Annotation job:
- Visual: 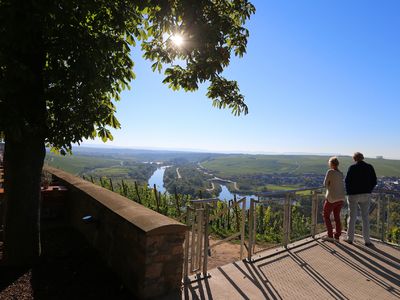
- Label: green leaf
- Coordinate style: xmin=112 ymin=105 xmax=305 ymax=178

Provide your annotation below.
xmin=126 ymin=34 xmax=136 ymax=46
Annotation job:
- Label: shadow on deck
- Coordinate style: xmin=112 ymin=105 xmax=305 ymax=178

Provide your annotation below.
xmin=183 ymin=237 xmax=400 ymax=300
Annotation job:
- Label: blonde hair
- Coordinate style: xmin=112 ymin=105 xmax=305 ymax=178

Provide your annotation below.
xmin=353 ymin=152 xmax=364 ymax=162
xmin=328 ymin=156 xmax=339 ymax=168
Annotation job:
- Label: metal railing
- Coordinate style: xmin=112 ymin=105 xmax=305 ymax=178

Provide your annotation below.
xmin=182 ymin=187 xmax=400 ymax=282
xmin=247 ymin=187 xmax=325 ymax=260
xmin=182 ymin=197 xmax=247 ymax=283
xmin=361 ymin=189 xmax=400 ymax=245
xmin=248 ymin=188 xmax=400 ymax=258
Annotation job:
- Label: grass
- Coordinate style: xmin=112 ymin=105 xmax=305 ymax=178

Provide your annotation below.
xmin=87 ymin=166 xmax=132 ymax=177
xmin=202 ymin=154 xmax=400 ymax=177
xmin=265 ymin=184 xmax=302 ymax=191
xmin=45 ymin=153 xmax=120 ymax=175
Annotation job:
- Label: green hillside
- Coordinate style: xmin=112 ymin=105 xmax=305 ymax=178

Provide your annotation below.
xmin=201 ymin=155 xmax=400 ymax=177
xmin=45 ymin=150 xmax=400 ymax=179
xmin=45 ymin=153 xmax=121 ymax=175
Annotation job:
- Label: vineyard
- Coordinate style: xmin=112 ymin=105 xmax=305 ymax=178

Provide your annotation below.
xmin=76 ymin=174 xmax=400 ymax=246
xmin=80 ymin=175 xmax=324 ymax=246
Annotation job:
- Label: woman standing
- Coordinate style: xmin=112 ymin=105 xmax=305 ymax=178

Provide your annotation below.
xmin=322 ymin=157 xmax=345 ymax=242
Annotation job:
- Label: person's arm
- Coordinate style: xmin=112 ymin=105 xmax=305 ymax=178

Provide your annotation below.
xmin=370 ymin=165 xmax=377 ymax=191
xmin=323 ymin=170 xmax=330 ymax=188
xmin=345 ymin=166 xmax=353 ymax=194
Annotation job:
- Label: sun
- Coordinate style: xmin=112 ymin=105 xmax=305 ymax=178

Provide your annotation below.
xmin=170 ymin=34 xmax=184 ymax=47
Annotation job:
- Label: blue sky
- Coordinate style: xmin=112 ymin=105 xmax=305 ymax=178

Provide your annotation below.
xmin=83 ymin=1 xmax=400 ymax=159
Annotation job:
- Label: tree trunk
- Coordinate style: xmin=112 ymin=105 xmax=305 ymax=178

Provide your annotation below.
xmin=2 ymin=134 xmax=45 ymax=266
xmin=0 ymin=0 xmax=47 ymax=266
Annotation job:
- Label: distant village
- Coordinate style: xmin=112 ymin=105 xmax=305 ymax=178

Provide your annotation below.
xmin=266 ymin=172 xmax=400 ymax=193
xmin=378 ymin=176 xmax=400 ymax=192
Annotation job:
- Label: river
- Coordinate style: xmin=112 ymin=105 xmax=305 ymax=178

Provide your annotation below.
xmin=148 ymin=166 xmax=168 ymax=193
xmin=218 ymin=184 xmax=258 ymax=208
xmin=147 ymin=167 xmax=257 ymax=205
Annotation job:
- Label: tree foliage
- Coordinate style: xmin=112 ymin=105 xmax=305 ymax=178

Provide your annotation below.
xmin=0 ymin=0 xmax=255 ymax=265
xmin=0 ymin=0 xmax=255 ymax=152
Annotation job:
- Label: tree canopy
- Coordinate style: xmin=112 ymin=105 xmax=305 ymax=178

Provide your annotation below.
xmin=0 ymin=0 xmax=255 ymax=152
xmin=0 ymin=0 xmax=255 ymax=266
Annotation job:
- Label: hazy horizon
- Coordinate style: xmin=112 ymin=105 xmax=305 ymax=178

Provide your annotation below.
xmin=73 ymin=143 xmax=398 ymax=161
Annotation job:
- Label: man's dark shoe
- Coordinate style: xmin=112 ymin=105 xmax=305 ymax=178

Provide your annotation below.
xmin=365 ymin=242 xmax=374 ymax=247
xmin=343 ymin=239 xmax=353 ymax=244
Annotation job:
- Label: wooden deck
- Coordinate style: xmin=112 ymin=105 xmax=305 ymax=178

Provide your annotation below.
xmin=183 ymin=237 xmax=400 ymax=299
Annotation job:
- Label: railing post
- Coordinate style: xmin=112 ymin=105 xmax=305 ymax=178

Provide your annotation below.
xmin=183 ymin=229 xmax=190 ymax=282
xmin=253 ymin=199 xmax=257 ymax=255
xmin=202 ymin=204 xmax=210 ymax=276
xmin=288 ymin=194 xmax=292 ymax=243
xmin=386 ymin=194 xmax=391 ymax=242
xmin=377 ymin=193 xmax=383 ymax=242
xmin=196 ymin=207 xmax=204 ymax=271
xmin=240 ymin=198 xmax=246 ymax=260
xmin=247 ymin=199 xmax=254 ymax=261
xmin=283 ymin=193 xmax=291 ymax=248
xmin=190 ymin=205 xmax=197 ymax=272
xmin=185 ymin=206 xmax=196 ymax=279
xmin=183 ymin=206 xmax=192 ymax=282
xmin=311 ymin=191 xmax=318 ymax=238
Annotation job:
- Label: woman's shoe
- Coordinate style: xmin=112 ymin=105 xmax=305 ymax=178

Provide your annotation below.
xmin=322 ymin=236 xmax=335 ymax=242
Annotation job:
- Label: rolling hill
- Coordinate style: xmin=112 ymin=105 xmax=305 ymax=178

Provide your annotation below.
xmin=201 ymin=154 xmax=400 ymax=177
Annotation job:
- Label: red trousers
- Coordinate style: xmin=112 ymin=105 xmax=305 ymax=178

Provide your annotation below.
xmin=323 ymin=200 xmax=344 ymax=239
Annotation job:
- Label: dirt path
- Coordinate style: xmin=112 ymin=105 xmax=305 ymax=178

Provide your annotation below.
xmin=206 ymin=181 xmax=215 ymax=191
xmin=176 ymin=167 xmax=182 ymax=179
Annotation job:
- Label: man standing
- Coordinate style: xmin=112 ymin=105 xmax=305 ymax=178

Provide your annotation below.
xmin=345 ymin=152 xmax=377 ymax=246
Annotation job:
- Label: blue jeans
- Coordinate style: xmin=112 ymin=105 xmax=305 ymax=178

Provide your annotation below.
xmin=346 ymin=194 xmax=371 ymax=243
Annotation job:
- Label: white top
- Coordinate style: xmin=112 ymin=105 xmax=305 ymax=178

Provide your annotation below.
xmin=324 ymin=169 xmax=345 ymax=203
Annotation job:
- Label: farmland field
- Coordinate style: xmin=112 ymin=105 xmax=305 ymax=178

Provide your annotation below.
xmin=201 ymin=154 xmax=400 ymax=177
xmin=45 ymin=153 xmax=122 ymax=175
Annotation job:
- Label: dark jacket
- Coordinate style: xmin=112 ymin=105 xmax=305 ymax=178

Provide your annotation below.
xmin=345 ymin=161 xmax=377 ymax=195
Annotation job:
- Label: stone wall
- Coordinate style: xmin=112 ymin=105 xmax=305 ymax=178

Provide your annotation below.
xmin=44 ymin=166 xmax=187 ymax=299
